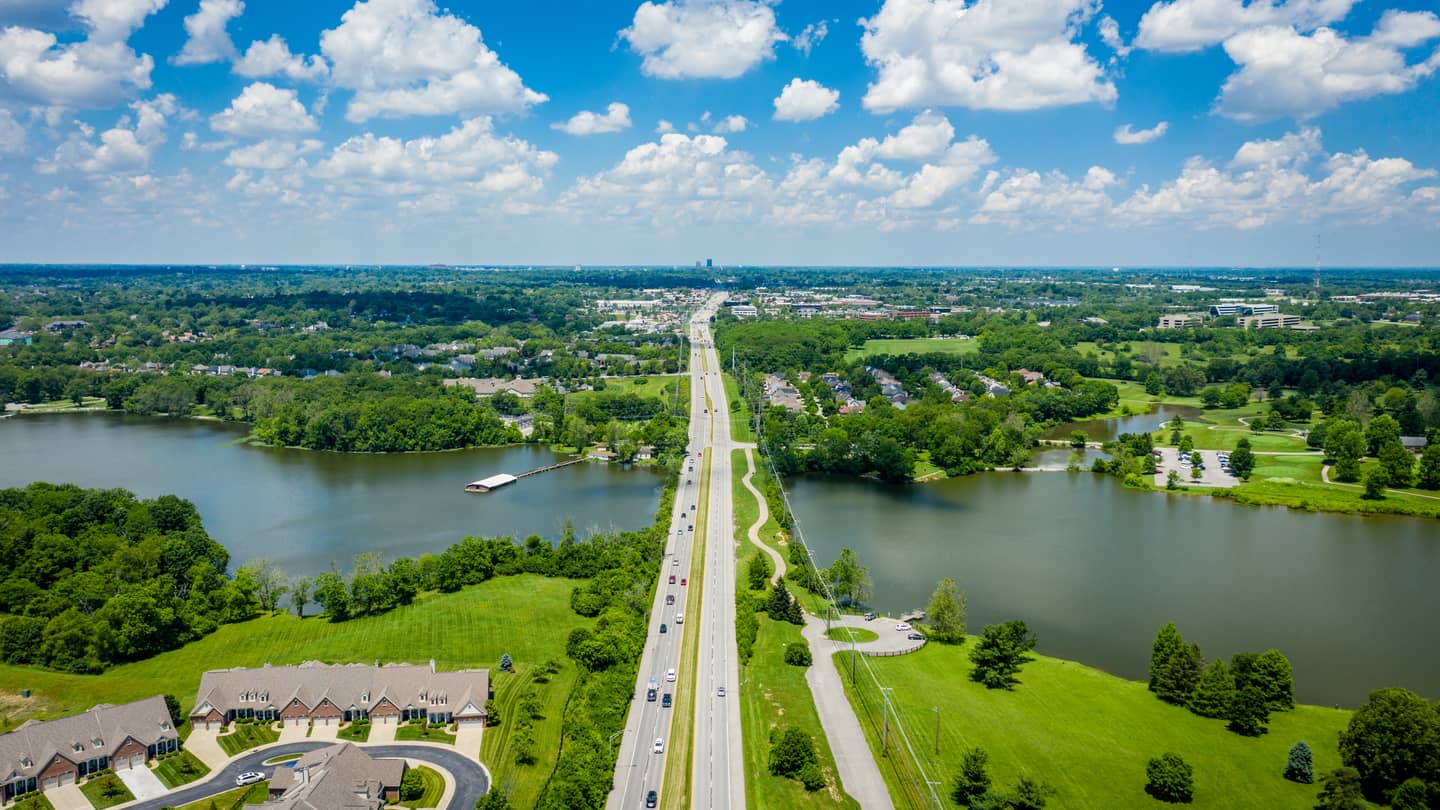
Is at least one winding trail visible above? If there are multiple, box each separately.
[738,448,786,585]
[1319,462,1440,501]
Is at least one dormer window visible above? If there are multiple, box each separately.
[160,721,171,730]
[20,757,31,768]
[72,743,84,753]
[361,692,369,702]
[92,737,103,747]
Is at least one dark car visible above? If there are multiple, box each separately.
[666,594,675,605]
[907,632,924,641]
[660,623,667,634]
[646,790,658,808]
[647,688,657,702]
[662,693,672,708]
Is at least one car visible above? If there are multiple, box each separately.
[235,772,266,787]
[660,623,668,634]
[691,504,696,511]
[908,632,924,641]
[672,558,679,567]
[653,738,665,754]
[675,613,684,624]
[895,622,912,631]
[646,688,657,702]
[717,686,726,697]
[646,789,659,808]
[863,612,877,621]
[687,479,692,484]
[669,573,676,583]
[688,525,693,531]
[681,578,687,586]
[662,693,672,708]
[666,594,675,605]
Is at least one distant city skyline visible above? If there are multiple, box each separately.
[0,0,1437,266]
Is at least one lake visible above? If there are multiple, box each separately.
[789,469,1438,706]
[1044,403,1203,443]
[0,413,664,576]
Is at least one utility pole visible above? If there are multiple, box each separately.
[933,706,940,754]
[881,687,893,754]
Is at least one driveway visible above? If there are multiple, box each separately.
[454,723,483,761]
[182,727,227,770]
[367,721,397,744]
[825,614,926,656]
[308,723,339,742]
[123,743,490,810]
[277,723,309,743]
[117,765,167,801]
[43,784,91,810]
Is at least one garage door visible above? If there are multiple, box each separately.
[42,777,58,790]
[375,715,396,725]
[457,718,482,726]
[120,755,145,770]
[318,716,336,726]
[284,717,304,727]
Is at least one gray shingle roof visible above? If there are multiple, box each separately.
[249,743,402,810]
[189,661,488,721]
[0,697,176,782]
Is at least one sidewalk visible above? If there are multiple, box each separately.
[801,615,895,810]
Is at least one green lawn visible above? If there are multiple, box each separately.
[395,721,457,744]
[723,372,756,443]
[570,374,689,408]
[661,449,712,808]
[826,627,879,643]
[337,720,371,742]
[152,750,211,789]
[5,794,55,810]
[845,337,979,363]
[1088,379,1205,419]
[480,661,576,808]
[399,765,446,808]
[217,723,279,755]
[79,774,134,809]
[838,641,1355,810]
[174,783,269,810]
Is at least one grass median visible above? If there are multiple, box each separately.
[660,448,711,809]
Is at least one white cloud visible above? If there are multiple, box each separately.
[712,114,748,133]
[1098,15,1130,57]
[972,165,1119,224]
[551,102,632,136]
[0,0,158,108]
[793,20,828,56]
[564,133,771,223]
[859,0,1117,112]
[1135,0,1356,53]
[224,138,322,170]
[1229,126,1320,168]
[319,0,546,122]
[1216,14,1440,121]
[619,0,786,80]
[210,82,318,137]
[70,0,167,43]
[36,93,176,175]
[773,78,839,121]
[888,137,997,207]
[1114,121,1169,144]
[0,108,26,155]
[235,35,329,82]
[174,0,242,65]
[656,119,675,133]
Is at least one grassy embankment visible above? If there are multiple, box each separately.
[732,449,859,810]
[400,764,446,808]
[722,372,755,443]
[0,575,588,810]
[661,449,711,809]
[839,641,1356,810]
[845,337,980,363]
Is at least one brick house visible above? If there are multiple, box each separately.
[247,743,404,809]
[1,697,179,801]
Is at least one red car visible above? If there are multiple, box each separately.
[681,578,687,586]
[669,574,676,584]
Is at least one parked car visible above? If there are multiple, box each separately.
[653,738,665,754]
[895,622,912,631]
[908,632,924,641]
[236,772,266,786]
[662,693,672,708]
[863,612,877,621]
[646,789,658,808]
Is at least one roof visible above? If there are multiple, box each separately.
[252,743,402,810]
[189,661,488,722]
[0,697,176,783]
[468,474,516,489]
[444,377,542,396]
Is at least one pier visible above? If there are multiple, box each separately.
[464,456,587,493]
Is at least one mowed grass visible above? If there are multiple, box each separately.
[723,372,756,443]
[571,374,689,409]
[217,723,278,755]
[840,642,1355,810]
[661,449,711,809]
[152,750,212,788]
[845,337,979,362]
[79,774,134,808]
[827,628,879,643]
[174,783,268,809]
[400,764,446,808]
[395,722,456,744]
[480,662,577,808]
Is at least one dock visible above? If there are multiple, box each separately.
[464,456,587,493]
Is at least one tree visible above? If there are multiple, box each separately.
[1154,643,1204,705]
[238,558,289,613]
[766,579,803,625]
[1227,686,1270,737]
[798,761,825,791]
[474,789,511,810]
[1315,767,1366,810]
[1166,470,1180,490]
[969,620,1037,690]
[1069,430,1087,449]
[1190,464,1202,481]
[1189,659,1234,719]
[163,694,184,729]
[289,577,311,618]
[1325,420,1366,482]
[1149,623,1184,692]
[768,727,818,778]
[1228,438,1255,480]
[951,747,991,807]
[826,548,873,607]
[400,769,425,801]
[1391,778,1430,810]
[312,571,350,622]
[1145,752,1194,803]
[1009,775,1057,810]
[1417,443,1440,490]
[1283,740,1314,784]
[1253,649,1294,711]
[926,578,967,644]
[499,653,513,673]
[1378,440,1416,488]
[784,643,812,667]
[1362,468,1387,500]
[1338,688,1440,802]
[1178,434,1194,454]
[746,553,773,590]
[1365,413,1401,455]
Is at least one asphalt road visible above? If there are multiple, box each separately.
[129,742,489,809]
[608,297,722,810]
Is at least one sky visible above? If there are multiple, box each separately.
[0,0,1438,267]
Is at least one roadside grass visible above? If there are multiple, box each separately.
[826,627,879,643]
[217,723,278,755]
[399,764,446,808]
[480,661,575,807]
[845,337,979,363]
[337,721,371,742]
[569,374,689,413]
[661,449,711,809]
[732,449,857,810]
[78,774,134,808]
[838,641,1356,810]
[174,783,268,809]
[723,372,756,443]
[0,575,587,730]
[6,794,55,810]
[152,750,211,788]
[1229,476,1440,518]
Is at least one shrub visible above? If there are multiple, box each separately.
[951,747,991,807]
[1145,752,1194,803]
[1315,767,1365,810]
[400,769,425,801]
[798,761,825,791]
[783,643,813,667]
[1391,779,1430,810]
[768,727,817,778]
[1283,740,1313,784]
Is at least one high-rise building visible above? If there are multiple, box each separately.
[706,258,713,268]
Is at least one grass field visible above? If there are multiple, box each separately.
[217,723,278,755]
[845,337,979,362]
[723,372,756,443]
[152,751,211,788]
[838,641,1355,810]
[79,774,134,808]
[661,448,712,809]
[827,628,879,643]
[395,722,457,744]
[400,764,445,808]
[6,794,55,810]
[480,660,575,806]
[570,374,689,410]
[174,783,268,809]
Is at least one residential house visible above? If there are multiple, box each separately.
[445,377,543,398]
[188,661,489,730]
[0,329,34,346]
[44,320,88,332]
[1014,369,1045,385]
[248,743,403,810]
[1,697,178,800]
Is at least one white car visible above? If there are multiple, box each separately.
[653,738,665,754]
[895,622,912,632]
[235,771,266,786]
[666,668,677,682]
[717,686,727,697]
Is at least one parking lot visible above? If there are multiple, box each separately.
[1153,447,1238,487]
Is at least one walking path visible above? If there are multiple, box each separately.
[1320,463,1440,500]
[800,616,895,810]
[739,448,786,585]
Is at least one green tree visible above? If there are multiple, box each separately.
[926,578,967,644]
[499,653,513,672]
[746,553,773,590]
[1378,440,1416,488]
[1166,470,1180,490]
[1362,468,1387,500]
[1283,740,1314,784]
[1188,659,1234,719]
[400,769,425,801]
[768,727,818,778]
[1145,752,1194,803]
[1009,775,1057,810]
[1149,623,1184,692]
[1365,413,1401,455]
[289,577,311,618]
[1069,430,1088,449]
[1338,687,1440,802]
[238,558,288,613]
[825,548,873,608]
[1253,649,1294,711]
[474,788,511,810]
[1391,778,1430,810]
[1227,686,1270,737]
[1314,767,1366,810]
[951,747,991,807]
[1228,438,1256,480]
[1154,642,1204,705]
[969,620,1037,690]
[784,643,812,667]
[1325,419,1366,482]
[1417,443,1440,490]
[1145,372,1163,396]
[312,571,350,622]
[1178,434,1194,454]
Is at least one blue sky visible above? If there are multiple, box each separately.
[0,0,1437,266]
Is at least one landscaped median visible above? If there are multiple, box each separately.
[660,448,711,809]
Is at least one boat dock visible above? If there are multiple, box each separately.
[464,456,587,493]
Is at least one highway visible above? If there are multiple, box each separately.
[608,293,733,810]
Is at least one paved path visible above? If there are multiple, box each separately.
[826,614,927,656]
[116,765,167,801]
[454,723,483,760]
[1320,462,1440,500]
[738,448,785,585]
[800,616,895,810]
